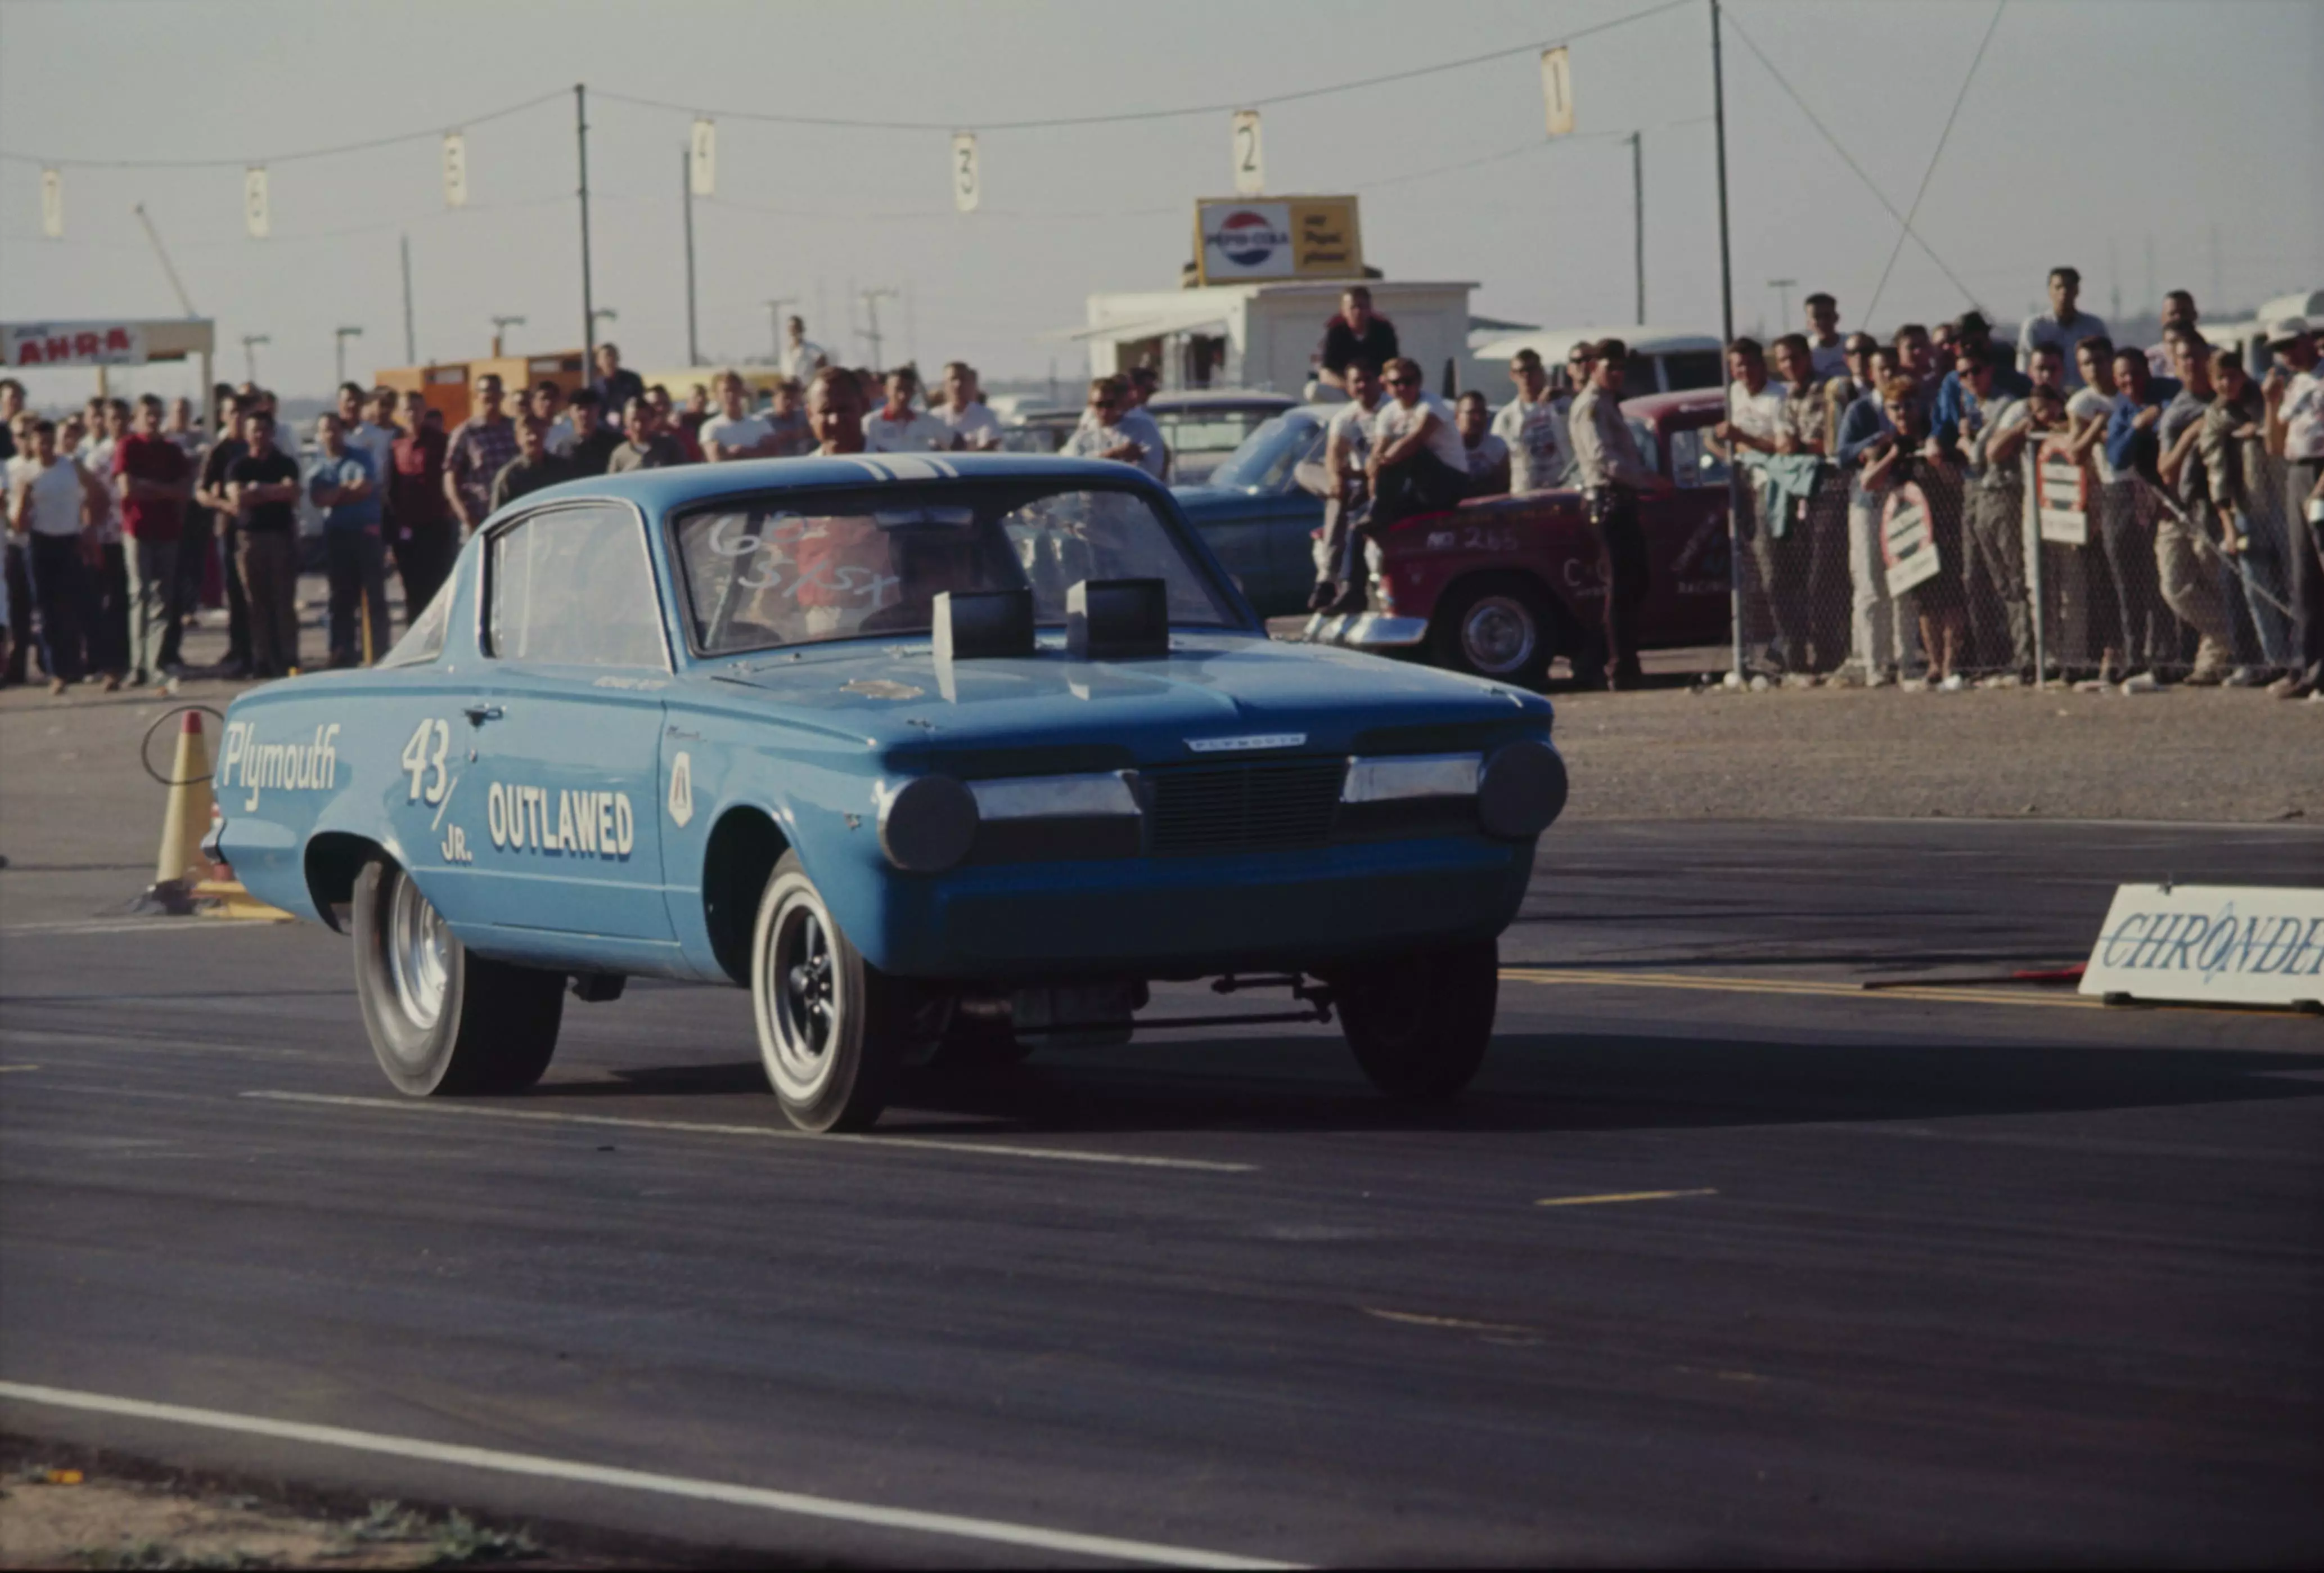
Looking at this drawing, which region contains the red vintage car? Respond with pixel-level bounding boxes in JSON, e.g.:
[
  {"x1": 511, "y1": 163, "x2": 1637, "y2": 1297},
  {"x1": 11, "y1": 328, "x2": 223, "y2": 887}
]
[{"x1": 1301, "y1": 389, "x2": 1733, "y2": 686}]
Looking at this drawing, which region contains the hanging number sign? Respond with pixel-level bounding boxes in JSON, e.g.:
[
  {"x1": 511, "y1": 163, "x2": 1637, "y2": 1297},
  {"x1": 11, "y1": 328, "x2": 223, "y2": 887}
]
[
  {"x1": 40, "y1": 168, "x2": 63, "y2": 237},
  {"x1": 690, "y1": 118, "x2": 717, "y2": 197},
  {"x1": 442, "y1": 132, "x2": 469, "y2": 208},
  {"x1": 244, "y1": 166, "x2": 271, "y2": 238},
  {"x1": 951, "y1": 132, "x2": 980, "y2": 213},
  {"x1": 1232, "y1": 110, "x2": 1263, "y2": 196},
  {"x1": 1541, "y1": 47, "x2": 1575, "y2": 137}
]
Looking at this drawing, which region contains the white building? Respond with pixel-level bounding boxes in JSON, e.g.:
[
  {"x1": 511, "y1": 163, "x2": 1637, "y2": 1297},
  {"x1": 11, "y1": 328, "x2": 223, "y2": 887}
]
[{"x1": 1062, "y1": 279, "x2": 1483, "y2": 397}]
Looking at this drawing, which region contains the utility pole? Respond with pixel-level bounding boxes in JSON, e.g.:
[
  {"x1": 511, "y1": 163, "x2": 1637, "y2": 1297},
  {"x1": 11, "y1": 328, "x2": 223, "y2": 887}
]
[
  {"x1": 1710, "y1": 0, "x2": 1743, "y2": 681},
  {"x1": 2108, "y1": 236, "x2": 2121, "y2": 322},
  {"x1": 860, "y1": 286, "x2": 898, "y2": 370},
  {"x1": 133, "y1": 204, "x2": 199, "y2": 318},
  {"x1": 1629, "y1": 132, "x2": 1646, "y2": 325},
  {"x1": 400, "y1": 233, "x2": 417, "y2": 363},
  {"x1": 241, "y1": 334, "x2": 269, "y2": 385},
  {"x1": 763, "y1": 297, "x2": 795, "y2": 362},
  {"x1": 334, "y1": 325, "x2": 363, "y2": 387},
  {"x1": 490, "y1": 314, "x2": 525, "y2": 357},
  {"x1": 2208, "y1": 222, "x2": 2222, "y2": 313},
  {"x1": 2143, "y1": 233, "x2": 2155, "y2": 316},
  {"x1": 1767, "y1": 278, "x2": 1797, "y2": 334},
  {"x1": 577, "y1": 84, "x2": 596, "y2": 363},
  {"x1": 681, "y1": 145, "x2": 700, "y2": 366}
]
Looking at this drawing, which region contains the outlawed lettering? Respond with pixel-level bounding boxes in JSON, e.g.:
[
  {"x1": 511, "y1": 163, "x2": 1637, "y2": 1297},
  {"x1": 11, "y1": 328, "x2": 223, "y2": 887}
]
[
  {"x1": 487, "y1": 781, "x2": 635, "y2": 859},
  {"x1": 2080, "y1": 883, "x2": 2324, "y2": 1008},
  {"x1": 218, "y1": 723, "x2": 340, "y2": 812}
]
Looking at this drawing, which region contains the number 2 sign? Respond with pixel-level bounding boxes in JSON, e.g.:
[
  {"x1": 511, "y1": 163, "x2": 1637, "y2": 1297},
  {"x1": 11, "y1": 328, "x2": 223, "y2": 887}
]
[
  {"x1": 951, "y1": 133, "x2": 980, "y2": 214},
  {"x1": 1232, "y1": 110, "x2": 1263, "y2": 196}
]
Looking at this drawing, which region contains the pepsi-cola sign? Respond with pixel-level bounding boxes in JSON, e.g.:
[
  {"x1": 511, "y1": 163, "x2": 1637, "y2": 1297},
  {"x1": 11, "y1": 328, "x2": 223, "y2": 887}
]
[{"x1": 1200, "y1": 203, "x2": 1295, "y2": 278}]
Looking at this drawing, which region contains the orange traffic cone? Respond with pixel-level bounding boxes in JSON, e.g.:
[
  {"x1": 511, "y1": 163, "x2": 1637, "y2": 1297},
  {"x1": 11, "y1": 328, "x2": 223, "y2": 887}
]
[{"x1": 138, "y1": 710, "x2": 215, "y2": 915}]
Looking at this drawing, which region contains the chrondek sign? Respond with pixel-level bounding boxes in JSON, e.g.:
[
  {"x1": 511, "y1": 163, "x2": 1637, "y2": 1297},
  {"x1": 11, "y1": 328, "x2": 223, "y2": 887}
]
[{"x1": 2080, "y1": 884, "x2": 2324, "y2": 1009}]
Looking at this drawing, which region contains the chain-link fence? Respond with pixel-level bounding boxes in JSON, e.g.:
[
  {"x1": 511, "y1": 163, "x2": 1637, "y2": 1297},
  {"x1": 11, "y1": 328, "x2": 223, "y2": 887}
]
[{"x1": 1727, "y1": 439, "x2": 2307, "y2": 687}]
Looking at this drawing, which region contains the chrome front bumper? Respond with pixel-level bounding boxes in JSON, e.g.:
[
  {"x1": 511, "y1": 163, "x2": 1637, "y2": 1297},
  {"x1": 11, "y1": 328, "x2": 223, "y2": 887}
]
[{"x1": 1298, "y1": 612, "x2": 1431, "y2": 651}]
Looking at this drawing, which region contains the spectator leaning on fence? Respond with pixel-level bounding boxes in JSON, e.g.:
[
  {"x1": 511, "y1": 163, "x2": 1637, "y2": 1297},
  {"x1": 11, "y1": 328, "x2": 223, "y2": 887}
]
[
  {"x1": 1805, "y1": 293, "x2": 1849, "y2": 380},
  {"x1": 1456, "y1": 392, "x2": 1510, "y2": 497},
  {"x1": 2261, "y1": 317, "x2": 2324, "y2": 698},
  {"x1": 1570, "y1": 339, "x2": 1654, "y2": 690},
  {"x1": 1710, "y1": 337, "x2": 1810, "y2": 674},
  {"x1": 1964, "y1": 347, "x2": 2066, "y2": 684},
  {"x1": 2062, "y1": 338, "x2": 2131, "y2": 683},
  {"x1": 1492, "y1": 348, "x2": 1573, "y2": 494},
  {"x1": 2201, "y1": 352, "x2": 2291, "y2": 677},
  {"x1": 2149, "y1": 290, "x2": 2199, "y2": 379},
  {"x1": 2019, "y1": 267, "x2": 2108, "y2": 389},
  {"x1": 1836, "y1": 342, "x2": 1911, "y2": 683},
  {"x1": 1862, "y1": 377, "x2": 1967, "y2": 689},
  {"x1": 1933, "y1": 311, "x2": 2029, "y2": 456}
]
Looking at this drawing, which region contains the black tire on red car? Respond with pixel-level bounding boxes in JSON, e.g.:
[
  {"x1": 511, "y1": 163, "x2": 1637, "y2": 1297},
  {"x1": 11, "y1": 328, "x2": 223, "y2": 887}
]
[
  {"x1": 1333, "y1": 940, "x2": 1498, "y2": 1102},
  {"x1": 352, "y1": 858, "x2": 564, "y2": 1096},
  {"x1": 1431, "y1": 576, "x2": 1557, "y2": 690}
]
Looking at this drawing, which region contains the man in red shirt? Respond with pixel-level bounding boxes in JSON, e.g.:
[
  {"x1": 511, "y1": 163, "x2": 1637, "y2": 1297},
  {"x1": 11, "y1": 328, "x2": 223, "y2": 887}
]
[
  {"x1": 391, "y1": 390, "x2": 453, "y2": 623},
  {"x1": 112, "y1": 394, "x2": 192, "y2": 687}
]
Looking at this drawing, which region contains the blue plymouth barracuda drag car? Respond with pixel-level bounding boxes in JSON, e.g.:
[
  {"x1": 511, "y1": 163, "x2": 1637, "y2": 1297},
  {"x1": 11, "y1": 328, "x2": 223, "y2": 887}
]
[{"x1": 210, "y1": 454, "x2": 1567, "y2": 1131}]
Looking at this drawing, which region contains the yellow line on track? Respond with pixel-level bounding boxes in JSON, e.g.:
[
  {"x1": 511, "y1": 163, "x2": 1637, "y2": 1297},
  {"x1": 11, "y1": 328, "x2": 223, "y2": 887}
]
[
  {"x1": 1535, "y1": 1187, "x2": 1718, "y2": 1208},
  {"x1": 1501, "y1": 967, "x2": 2101, "y2": 1009}
]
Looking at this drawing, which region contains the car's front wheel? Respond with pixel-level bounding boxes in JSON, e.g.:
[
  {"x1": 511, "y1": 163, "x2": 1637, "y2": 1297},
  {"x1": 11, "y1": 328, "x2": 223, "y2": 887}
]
[
  {"x1": 750, "y1": 853, "x2": 917, "y2": 1132},
  {"x1": 352, "y1": 858, "x2": 564, "y2": 1095},
  {"x1": 1333, "y1": 941, "x2": 1498, "y2": 1102}
]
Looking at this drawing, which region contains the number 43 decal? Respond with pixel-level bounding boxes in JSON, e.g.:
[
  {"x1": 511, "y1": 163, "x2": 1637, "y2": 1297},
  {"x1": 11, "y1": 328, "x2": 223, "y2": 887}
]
[{"x1": 400, "y1": 717, "x2": 451, "y2": 805}]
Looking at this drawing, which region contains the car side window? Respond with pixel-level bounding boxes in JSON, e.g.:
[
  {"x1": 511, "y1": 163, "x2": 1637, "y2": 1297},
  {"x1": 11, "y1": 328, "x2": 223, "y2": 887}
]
[
  {"x1": 1665, "y1": 425, "x2": 1730, "y2": 489},
  {"x1": 377, "y1": 576, "x2": 451, "y2": 667},
  {"x1": 487, "y1": 504, "x2": 666, "y2": 668}
]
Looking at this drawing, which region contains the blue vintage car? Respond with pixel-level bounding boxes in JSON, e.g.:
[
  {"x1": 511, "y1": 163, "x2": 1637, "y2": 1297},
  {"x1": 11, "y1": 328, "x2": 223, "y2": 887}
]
[{"x1": 209, "y1": 454, "x2": 1567, "y2": 1132}]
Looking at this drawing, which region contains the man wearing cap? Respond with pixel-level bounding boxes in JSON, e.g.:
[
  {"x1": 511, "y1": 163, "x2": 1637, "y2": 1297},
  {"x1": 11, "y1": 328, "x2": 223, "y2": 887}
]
[
  {"x1": 2263, "y1": 317, "x2": 2324, "y2": 696},
  {"x1": 2017, "y1": 267, "x2": 2108, "y2": 389}
]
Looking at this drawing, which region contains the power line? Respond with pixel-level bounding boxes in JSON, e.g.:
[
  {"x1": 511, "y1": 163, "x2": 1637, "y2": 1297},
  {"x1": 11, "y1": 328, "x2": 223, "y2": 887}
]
[
  {"x1": 0, "y1": 87, "x2": 568, "y2": 169},
  {"x1": 1719, "y1": 10, "x2": 1978, "y2": 311},
  {"x1": 594, "y1": 0, "x2": 1695, "y2": 133},
  {"x1": 1864, "y1": 0, "x2": 2007, "y2": 322}
]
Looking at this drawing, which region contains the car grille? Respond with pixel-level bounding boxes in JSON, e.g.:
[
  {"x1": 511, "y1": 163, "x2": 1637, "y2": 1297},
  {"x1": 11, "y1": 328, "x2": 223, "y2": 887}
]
[{"x1": 1144, "y1": 758, "x2": 1347, "y2": 857}]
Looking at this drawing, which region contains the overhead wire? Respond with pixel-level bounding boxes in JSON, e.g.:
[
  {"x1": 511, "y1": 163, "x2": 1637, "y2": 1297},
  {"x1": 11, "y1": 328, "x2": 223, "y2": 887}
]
[
  {"x1": 1864, "y1": 0, "x2": 2007, "y2": 321},
  {"x1": 1719, "y1": 10, "x2": 1979, "y2": 311},
  {"x1": 591, "y1": 0, "x2": 1695, "y2": 132},
  {"x1": 0, "y1": 87, "x2": 569, "y2": 170}
]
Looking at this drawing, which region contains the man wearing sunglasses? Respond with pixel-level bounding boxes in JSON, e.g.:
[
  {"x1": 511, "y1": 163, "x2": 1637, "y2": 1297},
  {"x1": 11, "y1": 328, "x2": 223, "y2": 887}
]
[{"x1": 1365, "y1": 358, "x2": 1469, "y2": 532}]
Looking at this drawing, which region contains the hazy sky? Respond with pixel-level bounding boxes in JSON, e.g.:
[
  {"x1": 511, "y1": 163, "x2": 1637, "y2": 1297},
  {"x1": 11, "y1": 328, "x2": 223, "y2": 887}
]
[{"x1": 3, "y1": 0, "x2": 2317, "y2": 403}]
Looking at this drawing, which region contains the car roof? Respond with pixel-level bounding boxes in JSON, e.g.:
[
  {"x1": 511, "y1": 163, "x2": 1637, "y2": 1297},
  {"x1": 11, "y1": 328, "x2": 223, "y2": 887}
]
[
  {"x1": 1621, "y1": 388, "x2": 1728, "y2": 423},
  {"x1": 1142, "y1": 390, "x2": 1298, "y2": 413},
  {"x1": 503, "y1": 451, "x2": 1160, "y2": 515}
]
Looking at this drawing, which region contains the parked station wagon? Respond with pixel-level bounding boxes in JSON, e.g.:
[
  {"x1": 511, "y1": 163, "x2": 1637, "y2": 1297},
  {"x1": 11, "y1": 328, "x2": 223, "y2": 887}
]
[{"x1": 210, "y1": 455, "x2": 1569, "y2": 1132}]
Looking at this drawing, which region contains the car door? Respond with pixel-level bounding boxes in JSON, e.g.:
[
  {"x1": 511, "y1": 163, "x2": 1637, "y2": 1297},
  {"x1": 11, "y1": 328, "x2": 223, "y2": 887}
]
[
  {"x1": 1645, "y1": 415, "x2": 1736, "y2": 647},
  {"x1": 461, "y1": 501, "x2": 674, "y2": 941}
]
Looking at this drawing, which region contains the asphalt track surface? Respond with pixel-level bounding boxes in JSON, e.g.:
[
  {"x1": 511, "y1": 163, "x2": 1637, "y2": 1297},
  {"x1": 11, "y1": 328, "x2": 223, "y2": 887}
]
[{"x1": 3, "y1": 819, "x2": 2321, "y2": 1565}]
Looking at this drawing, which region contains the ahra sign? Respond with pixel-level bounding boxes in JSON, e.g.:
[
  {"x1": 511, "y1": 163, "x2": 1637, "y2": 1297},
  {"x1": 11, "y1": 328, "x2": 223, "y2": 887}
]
[
  {"x1": 6, "y1": 321, "x2": 148, "y2": 368},
  {"x1": 2080, "y1": 884, "x2": 2324, "y2": 1009}
]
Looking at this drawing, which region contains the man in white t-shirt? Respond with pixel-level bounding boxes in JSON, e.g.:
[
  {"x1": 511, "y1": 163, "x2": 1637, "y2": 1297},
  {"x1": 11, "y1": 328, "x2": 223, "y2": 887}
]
[
  {"x1": 1457, "y1": 393, "x2": 1510, "y2": 496},
  {"x1": 81, "y1": 398, "x2": 130, "y2": 685},
  {"x1": 934, "y1": 361, "x2": 1003, "y2": 452},
  {"x1": 778, "y1": 318, "x2": 829, "y2": 383},
  {"x1": 1310, "y1": 359, "x2": 1388, "y2": 612},
  {"x1": 7, "y1": 416, "x2": 107, "y2": 691},
  {"x1": 2263, "y1": 317, "x2": 2324, "y2": 695},
  {"x1": 1490, "y1": 348, "x2": 1572, "y2": 493},
  {"x1": 1064, "y1": 376, "x2": 1165, "y2": 477},
  {"x1": 2064, "y1": 335, "x2": 2134, "y2": 681},
  {"x1": 862, "y1": 367, "x2": 952, "y2": 453},
  {"x1": 1367, "y1": 358, "x2": 1469, "y2": 529},
  {"x1": 699, "y1": 370, "x2": 777, "y2": 462},
  {"x1": 2017, "y1": 267, "x2": 2108, "y2": 390}
]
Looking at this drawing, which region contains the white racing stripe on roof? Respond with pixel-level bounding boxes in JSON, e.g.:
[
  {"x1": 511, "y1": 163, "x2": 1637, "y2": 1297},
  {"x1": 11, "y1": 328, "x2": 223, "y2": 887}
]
[
  {"x1": 841, "y1": 456, "x2": 895, "y2": 482},
  {"x1": 879, "y1": 455, "x2": 948, "y2": 482},
  {"x1": 0, "y1": 1381, "x2": 1305, "y2": 1569}
]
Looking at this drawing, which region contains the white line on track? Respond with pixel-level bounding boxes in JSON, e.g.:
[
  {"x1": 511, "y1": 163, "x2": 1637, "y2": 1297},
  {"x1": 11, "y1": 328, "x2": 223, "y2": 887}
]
[
  {"x1": 240, "y1": 1090, "x2": 1255, "y2": 1173},
  {"x1": 1, "y1": 919, "x2": 268, "y2": 938},
  {"x1": 0, "y1": 1380, "x2": 1301, "y2": 1570}
]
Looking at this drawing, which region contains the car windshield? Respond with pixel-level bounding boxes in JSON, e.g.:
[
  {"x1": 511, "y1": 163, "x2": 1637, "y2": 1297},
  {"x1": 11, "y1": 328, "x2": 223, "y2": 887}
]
[
  {"x1": 1206, "y1": 411, "x2": 1326, "y2": 493},
  {"x1": 670, "y1": 479, "x2": 1241, "y2": 655}
]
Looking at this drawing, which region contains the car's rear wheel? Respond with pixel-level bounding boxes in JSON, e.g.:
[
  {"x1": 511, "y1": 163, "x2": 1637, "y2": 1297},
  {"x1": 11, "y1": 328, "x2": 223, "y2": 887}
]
[
  {"x1": 352, "y1": 858, "x2": 564, "y2": 1095},
  {"x1": 751, "y1": 853, "x2": 916, "y2": 1132},
  {"x1": 1334, "y1": 941, "x2": 1498, "y2": 1102},
  {"x1": 1433, "y1": 578, "x2": 1556, "y2": 690}
]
